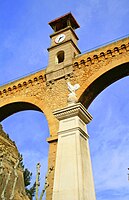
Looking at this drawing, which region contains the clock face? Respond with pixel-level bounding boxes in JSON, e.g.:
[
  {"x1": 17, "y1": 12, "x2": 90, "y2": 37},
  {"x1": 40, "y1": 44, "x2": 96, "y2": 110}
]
[{"x1": 55, "y1": 34, "x2": 66, "y2": 44}]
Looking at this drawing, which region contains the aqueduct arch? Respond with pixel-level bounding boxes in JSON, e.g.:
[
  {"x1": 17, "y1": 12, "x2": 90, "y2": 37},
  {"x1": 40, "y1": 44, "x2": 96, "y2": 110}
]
[
  {"x1": 0, "y1": 101, "x2": 42, "y2": 121},
  {"x1": 78, "y1": 61, "x2": 129, "y2": 108},
  {"x1": 0, "y1": 97, "x2": 56, "y2": 135},
  {"x1": 0, "y1": 13, "x2": 129, "y2": 200},
  {"x1": 0, "y1": 91, "x2": 58, "y2": 135}
]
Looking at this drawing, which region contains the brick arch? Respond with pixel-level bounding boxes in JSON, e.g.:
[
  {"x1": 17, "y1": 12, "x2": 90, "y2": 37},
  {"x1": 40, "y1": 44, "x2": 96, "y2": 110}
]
[
  {"x1": 0, "y1": 96, "x2": 58, "y2": 135},
  {"x1": 78, "y1": 60, "x2": 129, "y2": 108}
]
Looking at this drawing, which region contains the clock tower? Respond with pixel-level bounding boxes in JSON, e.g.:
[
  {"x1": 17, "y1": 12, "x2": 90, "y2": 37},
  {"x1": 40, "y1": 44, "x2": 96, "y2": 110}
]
[{"x1": 46, "y1": 13, "x2": 81, "y2": 82}]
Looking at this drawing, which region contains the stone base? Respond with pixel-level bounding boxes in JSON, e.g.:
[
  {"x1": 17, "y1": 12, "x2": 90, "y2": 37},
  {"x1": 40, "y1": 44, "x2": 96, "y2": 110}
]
[{"x1": 52, "y1": 103, "x2": 96, "y2": 200}]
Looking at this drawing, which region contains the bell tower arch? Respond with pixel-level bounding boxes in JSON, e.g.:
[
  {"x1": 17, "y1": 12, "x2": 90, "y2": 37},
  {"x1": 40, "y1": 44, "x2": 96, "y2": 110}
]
[{"x1": 46, "y1": 12, "x2": 81, "y2": 82}]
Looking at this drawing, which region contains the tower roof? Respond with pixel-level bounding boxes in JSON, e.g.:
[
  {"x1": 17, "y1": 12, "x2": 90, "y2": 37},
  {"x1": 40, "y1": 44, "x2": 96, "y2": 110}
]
[{"x1": 49, "y1": 12, "x2": 80, "y2": 32}]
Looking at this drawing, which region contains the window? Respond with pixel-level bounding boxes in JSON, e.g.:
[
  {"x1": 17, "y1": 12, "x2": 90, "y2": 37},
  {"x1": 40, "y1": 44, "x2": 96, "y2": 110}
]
[{"x1": 56, "y1": 51, "x2": 65, "y2": 64}]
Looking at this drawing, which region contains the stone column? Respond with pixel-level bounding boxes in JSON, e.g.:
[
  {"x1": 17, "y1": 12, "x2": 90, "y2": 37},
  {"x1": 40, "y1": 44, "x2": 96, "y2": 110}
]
[{"x1": 52, "y1": 103, "x2": 96, "y2": 200}]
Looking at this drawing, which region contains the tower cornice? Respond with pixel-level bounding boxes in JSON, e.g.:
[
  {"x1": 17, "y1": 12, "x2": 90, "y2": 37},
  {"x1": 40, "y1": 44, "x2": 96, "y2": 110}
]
[
  {"x1": 47, "y1": 39, "x2": 81, "y2": 54},
  {"x1": 49, "y1": 26, "x2": 79, "y2": 40}
]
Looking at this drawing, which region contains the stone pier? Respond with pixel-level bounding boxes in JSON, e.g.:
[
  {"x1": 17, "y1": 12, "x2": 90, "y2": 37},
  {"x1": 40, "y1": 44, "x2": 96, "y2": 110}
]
[{"x1": 52, "y1": 103, "x2": 96, "y2": 200}]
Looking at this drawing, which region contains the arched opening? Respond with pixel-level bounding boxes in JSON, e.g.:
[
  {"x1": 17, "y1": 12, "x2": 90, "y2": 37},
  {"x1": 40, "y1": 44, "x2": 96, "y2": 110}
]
[
  {"x1": 79, "y1": 62, "x2": 129, "y2": 109},
  {"x1": 87, "y1": 77, "x2": 129, "y2": 200},
  {"x1": 79, "y1": 62, "x2": 129, "y2": 199},
  {"x1": 56, "y1": 50, "x2": 65, "y2": 64},
  {"x1": 0, "y1": 101, "x2": 49, "y2": 199},
  {"x1": 0, "y1": 101, "x2": 42, "y2": 121}
]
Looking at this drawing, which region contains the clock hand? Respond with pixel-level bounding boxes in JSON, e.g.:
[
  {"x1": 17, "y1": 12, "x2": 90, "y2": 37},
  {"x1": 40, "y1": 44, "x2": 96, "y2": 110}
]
[{"x1": 58, "y1": 35, "x2": 63, "y2": 42}]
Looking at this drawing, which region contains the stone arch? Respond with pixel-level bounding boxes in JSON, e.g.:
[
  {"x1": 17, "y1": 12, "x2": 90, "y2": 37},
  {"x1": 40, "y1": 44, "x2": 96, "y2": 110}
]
[
  {"x1": 0, "y1": 96, "x2": 58, "y2": 136},
  {"x1": 0, "y1": 97, "x2": 52, "y2": 200},
  {"x1": 78, "y1": 61, "x2": 129, "y2": 108},
  {"x1": 0, "y1": 102, "x2": 42, "y2": 121}
]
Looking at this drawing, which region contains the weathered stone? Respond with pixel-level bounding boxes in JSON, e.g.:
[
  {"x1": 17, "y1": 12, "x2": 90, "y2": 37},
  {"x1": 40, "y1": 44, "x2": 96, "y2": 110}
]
[{"x1": 0, "y1": 124, "x2": 29, "y2": 200}]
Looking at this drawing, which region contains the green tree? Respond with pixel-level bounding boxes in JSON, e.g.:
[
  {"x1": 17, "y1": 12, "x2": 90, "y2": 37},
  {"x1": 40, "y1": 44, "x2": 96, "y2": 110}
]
[{"x1": 19, "y1": 155, "x2": 36, "y2": 200}]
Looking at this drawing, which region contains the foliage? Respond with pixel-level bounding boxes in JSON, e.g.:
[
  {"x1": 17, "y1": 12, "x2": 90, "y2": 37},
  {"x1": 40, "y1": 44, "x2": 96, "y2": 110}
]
[
  {"x1": 25, "y1": 182, "x2": 36, "y2": 200},
  {"x1": 19, "y1": 155, "x2": 36, "y2": 199},
  {"x1": 23, "y1": 168, "x2": 32, "y2": 187}
]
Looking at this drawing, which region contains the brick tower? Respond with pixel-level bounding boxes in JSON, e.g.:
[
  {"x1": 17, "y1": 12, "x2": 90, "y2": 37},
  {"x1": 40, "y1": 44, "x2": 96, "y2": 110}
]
[{"x1": 46, "y1": 12, "x2": 81, "y2": 82}]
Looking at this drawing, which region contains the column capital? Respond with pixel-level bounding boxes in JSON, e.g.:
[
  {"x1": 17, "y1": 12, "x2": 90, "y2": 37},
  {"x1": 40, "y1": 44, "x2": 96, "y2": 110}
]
[{"x1": 53, "y1": 102, "x2": 92, "y2": 124}]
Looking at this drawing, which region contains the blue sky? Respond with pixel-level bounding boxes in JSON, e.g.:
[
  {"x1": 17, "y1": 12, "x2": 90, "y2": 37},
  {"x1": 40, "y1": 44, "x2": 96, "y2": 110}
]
[{"x1": 0, "y1": 0, "x2": 129, "y2": 199}]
